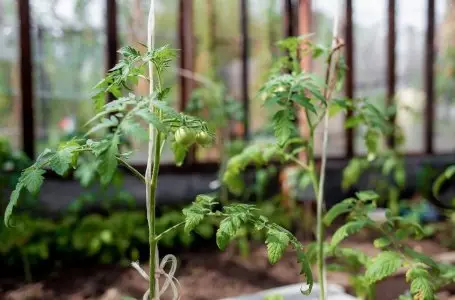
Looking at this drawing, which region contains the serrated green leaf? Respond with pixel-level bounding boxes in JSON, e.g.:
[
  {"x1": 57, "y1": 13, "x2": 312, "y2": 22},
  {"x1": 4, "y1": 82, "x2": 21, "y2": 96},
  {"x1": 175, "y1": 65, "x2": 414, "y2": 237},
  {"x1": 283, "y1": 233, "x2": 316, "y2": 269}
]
[
  {"x1": 410, "y1": 277, "x2": 435, "y2": 300},
  {"x1": 266, "y1": 229, "x2": 290, "y2": 264},
  {"x1": 366, "y1": 251, "x2": 402, "y2": 284},
  {"x1": 291, "y1": 94, "x2": 317, "y2": 114},
  {"x1": 22, "y1": 168, "x2": 46, "y2": 194},
  {"x1": 98, "y1": 135, "x2": 119, "y2": 185},
  {"x1": 216, "y1": 230, "x2": 230, "y2": 250},
  {"x1": 330, "y1": 220, "x2": 369, "y2": 249},
  {"x1": 323, "y1": 199, "x2": 354, "y2": 226},
  {"x1": 50, "y1": 146, "x2": 79, "y2": 176},
  {"x1": 182, "y1": 209, "x2": 204, "y2": 234},
  {"x1": 272, "y1": 109, "x2": 295, "y2": 146},
  {"x1": 4, "y1": 183, "x2": 23, "y2": 226},
  {"x1": 297, "y1": 249, "x2": 313, "y2": 295},
  {"x1": 135, "y1": 109, "x2": 167, "y2": 132},
  {"x1": 356, "y1": 190, "x2": 379, "y2": 201}
]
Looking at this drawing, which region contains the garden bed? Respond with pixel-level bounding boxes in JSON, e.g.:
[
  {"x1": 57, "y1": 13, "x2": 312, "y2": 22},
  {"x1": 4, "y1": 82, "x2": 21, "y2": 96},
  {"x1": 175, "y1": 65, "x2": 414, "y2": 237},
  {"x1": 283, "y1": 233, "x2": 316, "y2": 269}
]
[{"x1": 0, "y1": 238, "x2": 452, "y2": 300}]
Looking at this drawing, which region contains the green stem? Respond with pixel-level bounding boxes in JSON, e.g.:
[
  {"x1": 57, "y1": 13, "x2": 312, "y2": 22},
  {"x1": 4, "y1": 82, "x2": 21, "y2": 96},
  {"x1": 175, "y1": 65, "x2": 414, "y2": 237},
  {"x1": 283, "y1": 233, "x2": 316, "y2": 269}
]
[
  {"x1": 154, "y1": 221, "x2": 185, "y2": 241},
  {"x1": 20, "y1": 249, "x2": 32, "y2": 283}
]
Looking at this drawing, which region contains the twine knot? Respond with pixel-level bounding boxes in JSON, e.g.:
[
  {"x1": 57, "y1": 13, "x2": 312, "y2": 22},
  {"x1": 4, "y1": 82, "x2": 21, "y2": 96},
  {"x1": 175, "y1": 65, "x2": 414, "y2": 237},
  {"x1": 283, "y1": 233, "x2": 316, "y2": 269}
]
[{"x1": 131, "y1": 247, "x2": 181, "y2": 300}]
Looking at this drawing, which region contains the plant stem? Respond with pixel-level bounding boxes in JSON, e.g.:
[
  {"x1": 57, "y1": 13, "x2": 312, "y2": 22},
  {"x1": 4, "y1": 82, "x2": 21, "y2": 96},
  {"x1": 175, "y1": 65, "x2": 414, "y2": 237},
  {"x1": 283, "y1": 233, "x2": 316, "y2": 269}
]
[
  {"x1": 145, "y1": 0, "x2": 158, "y2": 298},
  {"x1": 154, "y1": 221, "x2": 185, "y2": 242},
  {"x1": 118, "y1": 157, "x2": 146, "y2": 183}
]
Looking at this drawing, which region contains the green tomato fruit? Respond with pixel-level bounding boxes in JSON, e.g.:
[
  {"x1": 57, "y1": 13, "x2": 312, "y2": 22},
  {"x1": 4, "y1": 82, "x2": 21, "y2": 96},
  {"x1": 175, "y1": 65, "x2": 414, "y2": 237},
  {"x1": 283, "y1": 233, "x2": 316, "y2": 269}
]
[
  {"x1": 175, "y1": 126, "x2": 196, "y2": 146},
  {"x1": 195, "y1": 131, "x2": 212, "y2": 146}
]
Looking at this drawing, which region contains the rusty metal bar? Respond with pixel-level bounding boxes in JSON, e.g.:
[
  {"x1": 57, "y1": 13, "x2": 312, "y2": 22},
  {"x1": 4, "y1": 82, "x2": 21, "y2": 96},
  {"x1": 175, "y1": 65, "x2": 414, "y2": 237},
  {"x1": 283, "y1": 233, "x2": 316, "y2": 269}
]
[
  {"x1": 18, "y1": 0, "x2": 35, "y2": 158},
  {"x1": 106, "y1": 0, "x2": 118, "y2": 102},
  {"x1": 345, "y1": 0, "x2": 354, "y2": 157},
  {"x1": 283, "y1": 0, "x2": 295, "y2": 38},
  {"x1": 241, "y1": 0, "x2": 250, "y2": 140},
  {"x1": 425, "y1": 0, "x2": 435, "y2": 154},
  {"x1": 386, "y1": 0, "x2": 396, "y2": 148},
  {"x1": 179, "y1": 0, "x2": 194, "y2": 112}
]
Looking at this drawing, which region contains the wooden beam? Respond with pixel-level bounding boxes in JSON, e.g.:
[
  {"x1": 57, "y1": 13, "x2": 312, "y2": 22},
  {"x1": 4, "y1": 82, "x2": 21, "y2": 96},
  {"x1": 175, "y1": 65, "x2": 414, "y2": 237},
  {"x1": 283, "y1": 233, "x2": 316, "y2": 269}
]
[
  {"x1": 240, "y1": 0, "x2": 250, "y2": 140},
  {"x1": 298, "y1": 0, "x2": 311, "y2": 144},
  {"x1": 386, "y1": 0, "x2": 396, "y2": 148},
  {"x1": 106, "y1": 0, "x2": 118, "y2": 103},
  {"x1": 425, "y1": 0, "x2": 435, "y2": 154},
  {"x1": 283, "y1": 0, "x2": 295, "y2": 38},
  {"x1": 18, "y1": 0, "x2": 35, "y2": 159},
  {"x1": 345, "y1": 0, "x2": 354, "y2": 157},
  {"x1": 179, "y1": 0, "x2": 194, "y2": 112}
]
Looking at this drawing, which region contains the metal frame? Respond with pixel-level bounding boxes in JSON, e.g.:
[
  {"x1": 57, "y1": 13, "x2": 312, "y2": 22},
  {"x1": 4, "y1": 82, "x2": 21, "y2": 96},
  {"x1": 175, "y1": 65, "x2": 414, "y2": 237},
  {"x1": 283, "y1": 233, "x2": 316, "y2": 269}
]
[
  {"x1": 18, "y1": 0, "x2": 35, "y2": 159},
  {"x1": 12, "y1": 0, "x2": 449, "y2": 165}
]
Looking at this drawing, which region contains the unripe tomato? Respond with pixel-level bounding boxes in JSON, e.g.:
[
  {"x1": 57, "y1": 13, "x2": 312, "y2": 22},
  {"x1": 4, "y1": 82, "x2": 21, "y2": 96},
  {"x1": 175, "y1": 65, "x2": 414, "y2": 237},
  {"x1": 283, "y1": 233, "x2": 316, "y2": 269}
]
[
  {"x1": 174, "y1": 126, "x2": 195, "y2": 146},
  {"x1": 195, "y1": 131, "x2": 212, "y2": 146}
]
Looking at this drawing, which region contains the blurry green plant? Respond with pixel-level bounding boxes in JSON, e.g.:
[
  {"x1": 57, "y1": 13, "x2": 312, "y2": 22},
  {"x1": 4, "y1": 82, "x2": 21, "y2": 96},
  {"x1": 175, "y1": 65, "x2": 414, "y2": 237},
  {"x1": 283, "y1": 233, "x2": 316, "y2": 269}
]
[
  {"x1": 321, "y1": 190, "x2": 455, "y2": 300},
  {"x1": 341, "y1": 102, "x2": 406, "y2": 215}
]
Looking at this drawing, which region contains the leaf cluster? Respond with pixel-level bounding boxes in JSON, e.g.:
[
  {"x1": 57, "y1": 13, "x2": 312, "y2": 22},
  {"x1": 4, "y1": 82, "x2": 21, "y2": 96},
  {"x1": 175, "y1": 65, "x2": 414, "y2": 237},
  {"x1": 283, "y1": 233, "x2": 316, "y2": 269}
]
[{"x1": 183, "y1": 194, "x2": 314, "y2": 295}]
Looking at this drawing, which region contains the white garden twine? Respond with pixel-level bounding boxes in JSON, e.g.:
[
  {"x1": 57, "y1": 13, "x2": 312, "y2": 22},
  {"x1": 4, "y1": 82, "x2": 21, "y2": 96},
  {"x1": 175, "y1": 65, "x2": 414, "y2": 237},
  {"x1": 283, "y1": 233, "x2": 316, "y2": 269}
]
[{"x1": 131, "y1": 246, "x2": 181, "y2": 300}]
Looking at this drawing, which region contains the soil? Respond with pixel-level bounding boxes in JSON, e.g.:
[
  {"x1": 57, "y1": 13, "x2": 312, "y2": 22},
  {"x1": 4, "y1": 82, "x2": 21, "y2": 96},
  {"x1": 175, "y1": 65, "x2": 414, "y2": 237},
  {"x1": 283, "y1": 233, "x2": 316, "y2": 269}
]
[{"x1": 0, "y1": 238, "x2": 452, "y2": 300}]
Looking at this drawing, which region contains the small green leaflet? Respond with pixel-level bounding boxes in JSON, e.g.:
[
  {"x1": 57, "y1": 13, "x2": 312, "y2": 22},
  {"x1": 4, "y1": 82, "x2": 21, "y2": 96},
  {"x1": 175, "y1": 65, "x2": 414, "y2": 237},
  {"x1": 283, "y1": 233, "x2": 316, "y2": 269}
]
[
  {"x1": 330, "y1": 220, "x2": 369, "y2": 249},
  {"x1": 355, "y1": 190, "x2": 379, "y2": 202},
  {"x1": 22, "y1": 168, "x2": 46, "y2": 194},
  {"x1": 265, "y1": 228, "x2": 290, "y2": 264},
  {"x1": 365, "y1": 251, "x2": 402, "y2": 284},
  {"x1": 323, "y1": 198, "x2": 355, "y2": 226},
  {"x1": 272, "y1": 109, "x2": 295, "y2": 146},
  {"x1": 98, "y1": 134, "x2": 119, "y2": 185},
  {"x1": 410, "y1": 277, "x2": 435, "y2": 300},
  {"x1": 182, "y1": 194, "x2": 216, "y2": 234},
  {"x1": 50, "y1": 146, "x2": 79, "y2": 176}
]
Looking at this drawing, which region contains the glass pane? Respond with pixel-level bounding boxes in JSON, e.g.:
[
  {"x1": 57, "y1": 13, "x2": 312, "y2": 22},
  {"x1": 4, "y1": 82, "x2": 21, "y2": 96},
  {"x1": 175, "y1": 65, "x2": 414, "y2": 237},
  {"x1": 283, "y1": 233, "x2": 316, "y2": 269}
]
[
  {"x1": 117, "y1": 0, "x2": 178, "y2": 163},
  {"x1": 192, "y1": 0, "x2": 241, "y2": 162},
  {"x1": 353, "y1": 0, "x2": 388, "y2": 154},
  {"x1": 312, "y1": 0, "x2": 345, "y2": 157},
  {"x1": 0, "y1": 0, "x2": 21, "y2": 149},
  {"x1": 249, "y1": 0, "x2": 282, "y2": 136},
  {"x1": 395, "y1": 0, "x2": 425, "y2": 153},
  {"x1": 435, "y1": 0, "x2": 455, "y2": 153},
  {"x1": 31, "y1": 0, "x2": 106, "y2": 154}
]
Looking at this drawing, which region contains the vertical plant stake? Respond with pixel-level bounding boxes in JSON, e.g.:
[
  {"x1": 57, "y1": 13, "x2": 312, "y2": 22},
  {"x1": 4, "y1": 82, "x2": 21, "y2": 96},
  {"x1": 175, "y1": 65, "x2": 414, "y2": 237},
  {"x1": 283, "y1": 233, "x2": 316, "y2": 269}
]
[{"x1": 4, "y1": 0, "x2": 313, "y2": 298}]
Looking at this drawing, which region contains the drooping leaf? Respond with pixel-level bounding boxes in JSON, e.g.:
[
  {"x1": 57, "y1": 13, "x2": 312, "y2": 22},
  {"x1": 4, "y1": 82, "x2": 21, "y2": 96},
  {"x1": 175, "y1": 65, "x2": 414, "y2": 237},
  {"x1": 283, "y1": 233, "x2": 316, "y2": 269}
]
[
  {"x1": 297, "y1": 249, "x2": 314, "y2": 295},
  {"x1": 365, "y1": 251, "x2": 402, "y2": 284},
  {"x1": 4, "y1": 183, "x2": 23, "y2": 226},
  {"x1": 432, "y1": 165, "x2": 455, "y2": 199}
]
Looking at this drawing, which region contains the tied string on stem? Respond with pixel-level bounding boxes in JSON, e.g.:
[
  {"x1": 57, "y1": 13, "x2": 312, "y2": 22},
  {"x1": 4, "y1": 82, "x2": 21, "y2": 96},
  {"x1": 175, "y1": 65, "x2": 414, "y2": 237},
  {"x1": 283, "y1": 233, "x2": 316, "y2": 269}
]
[{"x1": 131, "y1": 246, "x2": 181, "y2": 300}]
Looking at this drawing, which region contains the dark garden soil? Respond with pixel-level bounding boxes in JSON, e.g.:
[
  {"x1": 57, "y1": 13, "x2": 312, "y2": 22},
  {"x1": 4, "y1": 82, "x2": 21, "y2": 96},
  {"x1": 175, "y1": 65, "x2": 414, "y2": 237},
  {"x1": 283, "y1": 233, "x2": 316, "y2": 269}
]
[{"x1": 0, "y1": 238, "x2": 453, "y2": 300}]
